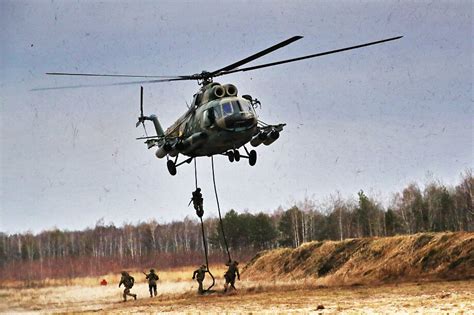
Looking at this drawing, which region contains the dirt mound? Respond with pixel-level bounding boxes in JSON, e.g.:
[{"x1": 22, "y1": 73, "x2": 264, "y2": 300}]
[{"x1": 243, "y1": 232, "x2": 474, "y2": 285}]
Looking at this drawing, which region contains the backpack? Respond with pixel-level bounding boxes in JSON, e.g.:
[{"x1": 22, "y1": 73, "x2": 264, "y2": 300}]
[{"x1": 125, "y1": 276, "x2": 134, "y2": 288}]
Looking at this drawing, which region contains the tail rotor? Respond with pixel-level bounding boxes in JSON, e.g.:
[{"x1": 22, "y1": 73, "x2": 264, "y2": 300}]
[{"x1": 136, "y1": 86, "x2": 148, "y2": 136}]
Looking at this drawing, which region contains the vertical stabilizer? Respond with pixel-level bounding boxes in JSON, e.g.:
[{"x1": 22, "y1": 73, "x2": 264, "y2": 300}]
[
  {"x1": 136, "y1": 86, "x2": 165, "y2": 137},
  {"x1": 147, "y1": 115, "x2": 164, "y2": 137}
]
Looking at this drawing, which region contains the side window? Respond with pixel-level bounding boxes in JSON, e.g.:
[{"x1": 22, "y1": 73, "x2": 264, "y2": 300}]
[
  {"x1": 213, "y1": 104, "x2": 222, "y2": 118},
  {"x1": 242, "y1": 99, "x2": 254, "y2": 113},
  {"x1": 202, "y1": 110, "x2": 210, "y2": 128},
  {"x1": 202, "y1": 108, "x2": 217, "y2": 128},
  {"x1": 222, "y1": 102, "x2": 233, "y2": 116}
]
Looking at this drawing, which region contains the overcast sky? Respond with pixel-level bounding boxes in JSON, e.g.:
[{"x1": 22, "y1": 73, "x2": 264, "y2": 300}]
[{"x1": 1, "y1": 0, "x2": 472, "y2": 234}]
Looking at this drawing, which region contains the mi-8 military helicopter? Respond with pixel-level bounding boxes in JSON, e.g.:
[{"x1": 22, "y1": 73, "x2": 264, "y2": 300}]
[{"x1": 44, "y1": 35, "x2": 402, "y2": 176}]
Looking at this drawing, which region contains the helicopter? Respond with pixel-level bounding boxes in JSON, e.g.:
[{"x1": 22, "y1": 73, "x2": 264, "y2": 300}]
[{"x1": 44, "y1": 35, "x2": 402, "y2": 176}]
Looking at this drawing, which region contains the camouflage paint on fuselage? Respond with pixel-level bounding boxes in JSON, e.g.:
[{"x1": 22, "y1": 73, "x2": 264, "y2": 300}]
[
  {"x1": 162, "y1": 83, "x2": 258, "y2": 157},
  {"x1": 189, "y1": 97, "x2": 257, "y2": 156}
]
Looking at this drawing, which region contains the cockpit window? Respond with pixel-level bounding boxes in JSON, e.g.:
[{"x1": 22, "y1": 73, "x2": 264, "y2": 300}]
[
  {"x1": 232, "y1": 100, "x2": 242, "y2": 112},
  {"x1": 220, "y1": 99, "x2": 254, "y2": 117},
  {"x1": 222, "y1": 102, "x2": 233, "y2": 116}
]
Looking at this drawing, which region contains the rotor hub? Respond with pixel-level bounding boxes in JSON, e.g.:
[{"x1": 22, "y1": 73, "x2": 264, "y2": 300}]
[{"x1": 197, "y1": 71, "x2": 213, "y2": 85}]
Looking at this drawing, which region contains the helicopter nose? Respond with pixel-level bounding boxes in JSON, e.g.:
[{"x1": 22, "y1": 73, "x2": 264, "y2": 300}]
[{"x1": 224, "y1": 112, "x2": 257, "y2": 129}]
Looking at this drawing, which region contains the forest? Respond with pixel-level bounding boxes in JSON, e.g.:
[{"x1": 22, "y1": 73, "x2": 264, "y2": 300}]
[{"x1": 0, "y1": 170, "x2": 472, "y2": 282}]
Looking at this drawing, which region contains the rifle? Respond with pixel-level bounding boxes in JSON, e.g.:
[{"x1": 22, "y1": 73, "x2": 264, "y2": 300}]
[{"x1": 143, "y1": 270, "x2": 159, "y2": 281}]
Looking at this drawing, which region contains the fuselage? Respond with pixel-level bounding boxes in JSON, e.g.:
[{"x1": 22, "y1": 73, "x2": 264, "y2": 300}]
[{"x1": 165, "y1": 94, "x2": 258, "y2": 156}]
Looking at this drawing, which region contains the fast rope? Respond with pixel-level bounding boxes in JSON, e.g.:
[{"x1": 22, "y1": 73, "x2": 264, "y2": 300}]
[
  {"x1": 211, "y1": 156, "x2": 232, "y2": 262},
  {"x1": 193, "y1": 158, "x2": 215, "y2": 292}
]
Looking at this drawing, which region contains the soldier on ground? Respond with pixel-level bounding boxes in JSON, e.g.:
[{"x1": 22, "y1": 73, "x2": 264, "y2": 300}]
[
  {"x1": 189, "y1": 188, "x2": 204, "y2": 217},
  {"x1": 192, "y1": 264, "x2": 207, "y2": 294},
  {"x1": 118, "y1": 271, "x2": 137, "y2": 301},
  {"x1": 144, "y1": 269, "x2": 159, "y2": 297},
  {"x1": 224, "y1": 260, "x2": 240, "y2": 292}
]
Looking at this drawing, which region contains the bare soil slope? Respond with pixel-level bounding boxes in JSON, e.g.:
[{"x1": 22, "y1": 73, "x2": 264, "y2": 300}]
[{"x1": 243, "y1": 232, "x2": 474, "y2": 284}]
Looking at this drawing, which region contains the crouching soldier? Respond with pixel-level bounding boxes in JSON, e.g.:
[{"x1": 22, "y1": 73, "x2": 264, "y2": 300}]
[
  {"x1": 224, "y1": 260, "x2": 240, "y2": 292},
  {"x1": 119, "y1": 271, "x2": 137, "y2": 301},
  {"x1": 144, "y1": 269, "x2": 159, "y2": 297},
  {"x1": 192, "y1": 264, "x2": 207, "y2": 294}
]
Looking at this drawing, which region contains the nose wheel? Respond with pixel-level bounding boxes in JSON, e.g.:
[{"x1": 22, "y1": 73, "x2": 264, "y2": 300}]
[
  {"x1": 226, "y1": 149, "x2": 241, "y2": 162},
  {"x1": 233, "y1": 149, "x2": 240, "y2": 162},
  {"x1": 227, "y1": 150, "x2": 235, "y2": 162},
  {"x1": 224, "y1": 147, "x2": 257, "y2": 166}
]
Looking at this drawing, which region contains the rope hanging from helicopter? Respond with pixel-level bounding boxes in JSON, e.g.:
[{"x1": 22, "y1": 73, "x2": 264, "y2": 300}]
[
  {"x1": 193, "y1": 158, "x2": 215, "y2": 292},
  {"x1": 210, "y1": 156, "x2": 232, "y2": 263},
  {"x1": 191, "y1": 155, "x2": 234, "y2": 289}
]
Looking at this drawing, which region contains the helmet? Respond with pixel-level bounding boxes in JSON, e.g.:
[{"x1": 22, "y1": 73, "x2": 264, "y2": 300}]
[
  {"x1": 121, "y1": 271, "x2": 128, "y2": 276},
  {"x1": 150, "y1": 269, "x2": 155, "y2": 273}
]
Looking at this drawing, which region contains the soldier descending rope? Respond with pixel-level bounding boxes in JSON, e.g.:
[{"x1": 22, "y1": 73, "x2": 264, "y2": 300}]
[{"x1": 189, "y1": 187, "x2": 204, "y2": 217}]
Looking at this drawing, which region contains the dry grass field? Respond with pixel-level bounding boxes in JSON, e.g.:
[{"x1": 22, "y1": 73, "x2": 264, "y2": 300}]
[
  {"x1": 1, "y1": 233, "x2": 472, "y2": 313},
  {"x1": 1, "y1": 266, "x2": 473, "y2": 314}
]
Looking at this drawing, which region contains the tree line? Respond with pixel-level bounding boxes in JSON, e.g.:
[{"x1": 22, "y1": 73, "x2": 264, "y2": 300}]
[{"x1": 0, "y1": 170, "x2": 472, "y2": 281}]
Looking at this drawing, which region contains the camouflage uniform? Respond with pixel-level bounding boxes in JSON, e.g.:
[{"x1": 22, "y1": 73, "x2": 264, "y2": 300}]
[
  {"x1": 192, "y1": 264, "x2": 207, "y2": 294},
  {"x1": 145, "y1": 269, "x2": 159, "y2": 297},
  {"x1": 119, "y1": 271, "x2": 137, "y2": 301},
  {"x1": 224, "y1": 260, "x2": 240, "y2": 292},
  {"x1": 191, "y1": 188, "x2": 204, "y2": 217}
]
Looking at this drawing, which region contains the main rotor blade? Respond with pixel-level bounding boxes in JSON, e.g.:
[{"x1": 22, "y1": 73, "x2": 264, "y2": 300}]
[
  {"x1": 46, "y1": 72, "x2": 189, "y2": 79},
  {"x1": 209, "y1": 35, "x2": 303, "y2": 76},
  {"x1": 215, "y1": 36, "x2": 403, "y2": 77},
  {"x1": 31, "y1": 77, "x2": 191, "y2": 91}
]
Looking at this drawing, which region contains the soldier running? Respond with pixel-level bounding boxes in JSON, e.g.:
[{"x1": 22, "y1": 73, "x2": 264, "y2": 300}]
[
  {"x1": 118, "y1": 271, "x2": 137, "y2": 301},
  {"x1": 144, "y1": 269, "x2": 159, "y2": 297},
  {"x1": 192, "y1": 264, "x2": 207, "y2": 294},
  {"x1": 224, "y1": 260, "x2": 240, "y2": 292},
  {"x1": 189, "y1": 188, "x2": 204, "y2": 217}
]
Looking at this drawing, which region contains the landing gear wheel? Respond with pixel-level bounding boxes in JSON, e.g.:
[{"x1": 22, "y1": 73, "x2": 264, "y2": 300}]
[
  {"x1": 227, "y1": 151, "x2": 234, "y2": 162},
  {"x1": 167, "y1": 160, "x2": 177, "y2": 176},
  {"x1": 249, "y1": 150, "x2": 257, "y2": 166},
  {"x1": 233, "y1": 149, "x2": 240, "y2": 162}
]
